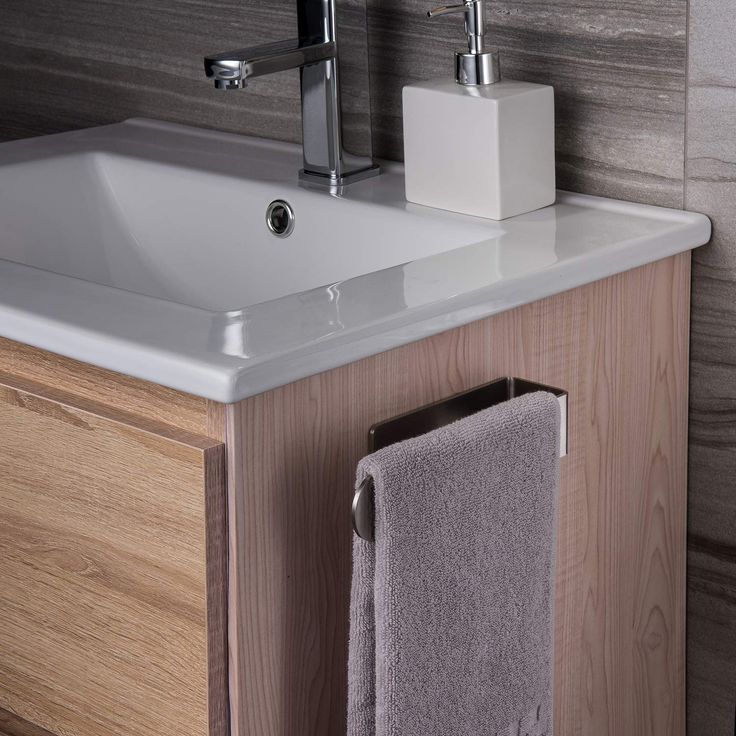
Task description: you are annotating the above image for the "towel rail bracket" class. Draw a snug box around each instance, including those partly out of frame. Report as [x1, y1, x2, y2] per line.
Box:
[352, 377, 568, 541]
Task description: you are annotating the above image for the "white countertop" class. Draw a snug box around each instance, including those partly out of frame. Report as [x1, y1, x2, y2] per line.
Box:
[0, 121, 711, 403]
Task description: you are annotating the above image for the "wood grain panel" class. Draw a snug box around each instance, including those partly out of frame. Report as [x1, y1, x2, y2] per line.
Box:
[226, 254, 691, 735]
[0, 377, 228, 736]
[0, 708, 56, 736]
[0, 337, 213, 436]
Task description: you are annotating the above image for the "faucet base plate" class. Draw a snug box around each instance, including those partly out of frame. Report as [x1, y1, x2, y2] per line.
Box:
[299, 164, 381, 191]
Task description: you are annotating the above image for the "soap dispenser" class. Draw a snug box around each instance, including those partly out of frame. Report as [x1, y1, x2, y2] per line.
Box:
[402, 0, 556, 220]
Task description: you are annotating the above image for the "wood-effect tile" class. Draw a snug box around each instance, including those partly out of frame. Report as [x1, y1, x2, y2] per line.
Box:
[0, 0, 373, 156]
[366, 0, 688, 206]
[687, 537, 736, 736]
[0, 0, 687, 207]
[686, 0, 736, 731]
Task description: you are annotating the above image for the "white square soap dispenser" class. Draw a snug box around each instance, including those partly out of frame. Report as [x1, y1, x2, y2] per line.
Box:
[402, 0, 556, 220]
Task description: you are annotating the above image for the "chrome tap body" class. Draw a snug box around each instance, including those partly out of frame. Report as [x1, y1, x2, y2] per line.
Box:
[204, 0, 379, 187]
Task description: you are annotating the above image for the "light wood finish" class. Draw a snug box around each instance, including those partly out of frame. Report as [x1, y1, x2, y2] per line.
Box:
[0, 708, 56, 736]
[226, 253, 690, 736]
[0, 337, 214, 436]
[0, 376, 228, 736]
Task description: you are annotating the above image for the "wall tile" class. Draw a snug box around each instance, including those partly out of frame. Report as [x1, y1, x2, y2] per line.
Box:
[686, 0, 736, 730]
[366, 0, 687, 205]
[0, 0, 687, 206]
[0, 0, 374, 156]
[688, 0, 736, 87]
[0, 0, 301, 142]
[687, 544, 736, 736]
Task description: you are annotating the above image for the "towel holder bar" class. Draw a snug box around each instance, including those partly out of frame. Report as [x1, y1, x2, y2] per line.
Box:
[352, 377, 568, 541]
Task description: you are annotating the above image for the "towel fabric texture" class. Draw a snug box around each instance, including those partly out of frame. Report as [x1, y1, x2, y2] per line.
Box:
[347, 391, 560, 736]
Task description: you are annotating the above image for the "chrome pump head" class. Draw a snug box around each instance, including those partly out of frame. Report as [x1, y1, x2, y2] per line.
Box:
[427, 0, 500, 85]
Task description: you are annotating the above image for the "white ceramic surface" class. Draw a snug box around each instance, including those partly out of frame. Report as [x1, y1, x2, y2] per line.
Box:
[0, 147, 496, 312]
[0, 119, 711, 403]
[403, 79, 556, 220]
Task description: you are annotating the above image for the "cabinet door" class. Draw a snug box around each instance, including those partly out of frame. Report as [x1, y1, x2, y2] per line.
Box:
[0, 379, 227, 736]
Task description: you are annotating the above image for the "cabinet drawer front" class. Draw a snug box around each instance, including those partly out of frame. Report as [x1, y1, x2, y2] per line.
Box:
[0, 381, 226, 736]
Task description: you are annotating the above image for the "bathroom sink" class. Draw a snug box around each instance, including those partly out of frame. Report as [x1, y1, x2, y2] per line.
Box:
[0, 121, 496, 312]
[0, 119, 711, 402]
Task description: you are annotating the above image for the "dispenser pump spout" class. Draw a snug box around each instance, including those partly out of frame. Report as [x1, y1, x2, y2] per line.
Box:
[427, 0, 500, 85]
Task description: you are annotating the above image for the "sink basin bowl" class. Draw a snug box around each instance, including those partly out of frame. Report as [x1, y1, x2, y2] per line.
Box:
[0, 121, 496, 312]
[0, 119, 711, 402]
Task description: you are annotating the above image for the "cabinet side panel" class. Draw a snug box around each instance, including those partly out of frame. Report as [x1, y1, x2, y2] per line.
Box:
[204, 441, 230, 736]
[226, 254, 690, 736]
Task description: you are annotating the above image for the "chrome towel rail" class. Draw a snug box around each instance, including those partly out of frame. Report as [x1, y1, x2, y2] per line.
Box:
[352, 377, 568, 542]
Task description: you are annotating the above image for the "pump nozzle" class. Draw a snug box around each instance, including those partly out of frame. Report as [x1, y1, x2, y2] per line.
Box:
[427, 0, 500, 85]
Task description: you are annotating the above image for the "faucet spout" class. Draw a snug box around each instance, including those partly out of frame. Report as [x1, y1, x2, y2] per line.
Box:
[203, 0, 380, 187]
[205, 39, 336, 90]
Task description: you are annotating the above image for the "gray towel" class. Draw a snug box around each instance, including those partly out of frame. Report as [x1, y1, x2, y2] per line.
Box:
[347, 391, 560, 736]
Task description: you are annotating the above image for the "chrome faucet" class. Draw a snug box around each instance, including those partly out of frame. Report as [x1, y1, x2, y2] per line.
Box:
[204, 0, 380, 188]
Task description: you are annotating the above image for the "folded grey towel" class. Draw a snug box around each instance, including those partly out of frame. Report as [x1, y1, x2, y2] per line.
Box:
[347, 391, 560, 736]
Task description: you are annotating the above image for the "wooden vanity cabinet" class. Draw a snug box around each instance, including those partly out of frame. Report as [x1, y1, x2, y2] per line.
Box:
[223, 252, 691, 736]
[0, 374, 228, 736]
[0, 252, 691, 736]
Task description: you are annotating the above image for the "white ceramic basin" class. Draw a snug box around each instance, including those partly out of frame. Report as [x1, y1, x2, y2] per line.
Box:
[0, 120, 711, 402]
[0, 126, 495, 312]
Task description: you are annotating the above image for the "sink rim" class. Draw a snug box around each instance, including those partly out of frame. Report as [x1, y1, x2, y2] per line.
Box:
[0, 119, 712, 403]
